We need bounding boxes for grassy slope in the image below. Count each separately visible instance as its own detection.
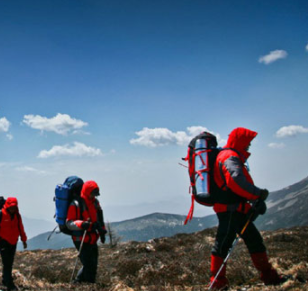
[4,226,308,291]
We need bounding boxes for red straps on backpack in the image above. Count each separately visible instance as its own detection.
[182,132,218,224]
[184,194,195,225]
[183,148,211,224]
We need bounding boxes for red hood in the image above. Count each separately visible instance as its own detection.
[224,127,258,160]
[81,180,99,202]
[4,197,18,209]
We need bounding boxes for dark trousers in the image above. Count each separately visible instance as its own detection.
[73,241,98,283]
[212,211,266,258]
[0,240,16,286]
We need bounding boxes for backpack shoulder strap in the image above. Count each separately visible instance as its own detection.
[79,197,87,213]
[72,197,87,220]
[94,198,100,209]
[217,147,241,190]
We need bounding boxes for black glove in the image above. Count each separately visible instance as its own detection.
[259,189,269,201]
[248,200,267,222]
[91,221,100,231]
[92,222,107,235]
[256,200,267,215]
[100,234,106,244]
[81,221,91,230]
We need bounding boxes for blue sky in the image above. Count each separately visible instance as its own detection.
[1,0,308,222]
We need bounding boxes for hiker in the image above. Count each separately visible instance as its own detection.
[0,197,27,291]
[209,127,285,290]
[66,180,107,284]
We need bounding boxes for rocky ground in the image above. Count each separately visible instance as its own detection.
[2,226,308,290]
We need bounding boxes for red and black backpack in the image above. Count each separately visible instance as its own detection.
[182,132,222,224]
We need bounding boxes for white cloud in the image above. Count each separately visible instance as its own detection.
[23,113,88,135]
[187,126,226,145]
[306,43,308,52]
[15,166,46,175]
[72,130,91,135]
[130,126,225,147]
[130,127,181,147]
[258,50,288,65]
[268,142,285,149]
[0,117,10,132]
[276,125,308,138]
[38,142,102,158]
[6,134,13,140]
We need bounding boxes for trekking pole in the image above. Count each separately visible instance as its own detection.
[70,230,87,282]
[178,162,188,168]
[47,226,58,241]
[208,201,259,290]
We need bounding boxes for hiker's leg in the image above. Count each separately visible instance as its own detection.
[212,212,238,258]
[73,241,85,282]
[0,242,16,287]
[74,242,97,283]
[240,220,266,254]
[241,222,282,285]
[210,212,238,289]
[82,243,98,283]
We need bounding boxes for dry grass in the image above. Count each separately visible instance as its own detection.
[1,226,307,290]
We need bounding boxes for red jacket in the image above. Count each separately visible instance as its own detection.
[213,128,261,213]
[66,181,106,244]
[0,197,27,245]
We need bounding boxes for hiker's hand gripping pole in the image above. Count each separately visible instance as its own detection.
[208,201,259,290]
[70,230,87,283]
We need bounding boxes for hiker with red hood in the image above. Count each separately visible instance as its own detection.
[66,180,107,284]
[0,197,27,291]
[209,127,285,290]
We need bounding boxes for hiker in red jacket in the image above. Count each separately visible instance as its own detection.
[66,180,107,283]
[209,127,285,290]
[0,197,27,291]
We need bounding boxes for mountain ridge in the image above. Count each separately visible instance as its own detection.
[21,175,308,250]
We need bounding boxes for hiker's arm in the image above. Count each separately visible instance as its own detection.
[66,204,84,231]
[17,214,27,242]
[221,155,261,200]
[96,200,107,234]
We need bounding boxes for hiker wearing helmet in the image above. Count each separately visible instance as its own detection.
[0,197,27,291]
[209,127,285,290]
[66,180,107,284]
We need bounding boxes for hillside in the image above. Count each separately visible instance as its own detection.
[256,176,308,230]
[6,226,308,291]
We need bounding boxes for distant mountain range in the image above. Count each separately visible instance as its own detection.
[109,212,218,241]
[22,217,55,239]
[18,212,218,250]
[19,175,308,251]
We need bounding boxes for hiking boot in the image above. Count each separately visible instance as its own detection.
[208,277,229,290]
[264,274,291,286]
[71,278,82,285]
[7,283,17,291]
[261,268,284,285]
